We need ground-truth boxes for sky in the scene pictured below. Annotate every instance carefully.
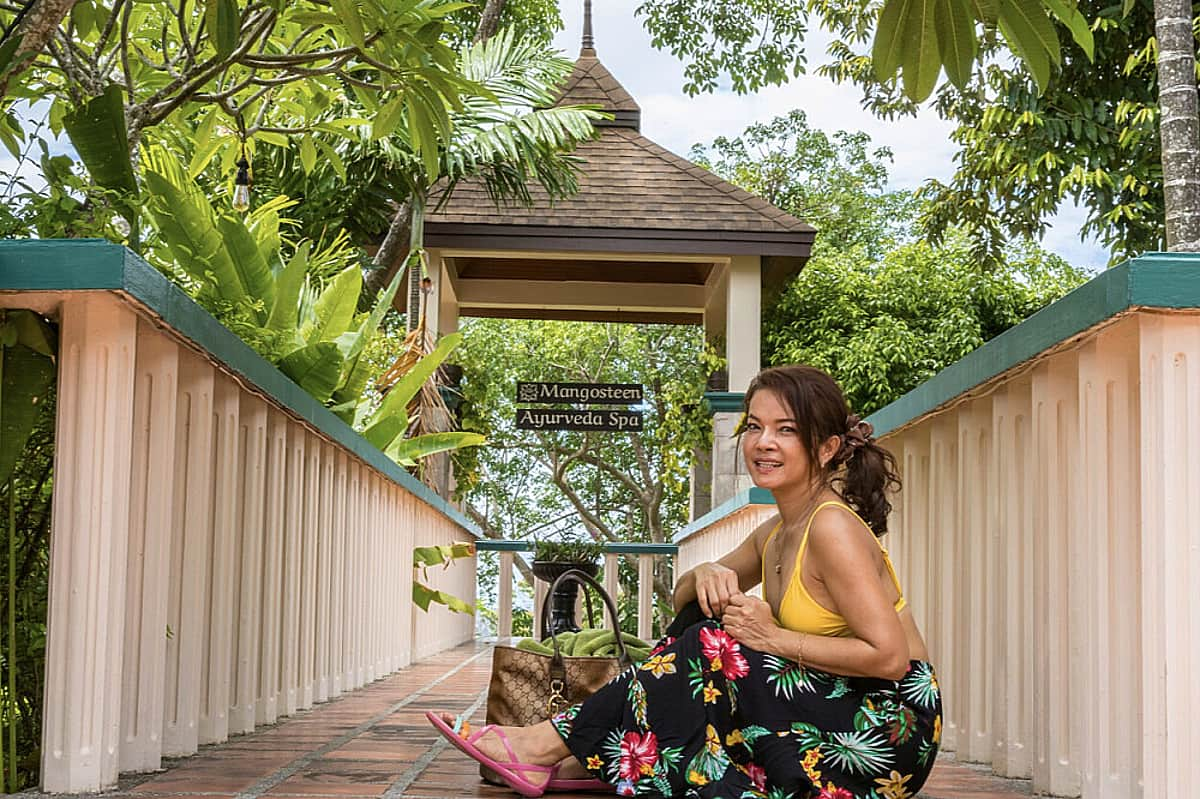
[550,0,1109,272]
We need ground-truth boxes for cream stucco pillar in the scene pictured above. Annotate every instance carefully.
[42,294,138,792]
[724,255,761,392]
[701,255,760,510]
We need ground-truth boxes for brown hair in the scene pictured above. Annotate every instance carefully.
[743,365,901,536]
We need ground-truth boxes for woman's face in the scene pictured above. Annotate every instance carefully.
[741,389,814,491]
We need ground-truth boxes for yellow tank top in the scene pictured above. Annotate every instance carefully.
[762,501,907,637]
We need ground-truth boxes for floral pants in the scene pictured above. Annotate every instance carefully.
[551,620,942,799]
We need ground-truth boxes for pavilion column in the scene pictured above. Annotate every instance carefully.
[707,255,760,507]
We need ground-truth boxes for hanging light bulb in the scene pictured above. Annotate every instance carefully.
[232,145,251,212]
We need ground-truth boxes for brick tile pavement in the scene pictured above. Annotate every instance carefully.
[36,643,1032,799]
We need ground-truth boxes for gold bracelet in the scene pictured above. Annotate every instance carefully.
[796,632,807,670]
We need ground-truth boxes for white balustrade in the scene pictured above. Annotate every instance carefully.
[7,290,478,793]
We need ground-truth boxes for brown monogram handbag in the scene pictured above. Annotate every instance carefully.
[481,569,632,779]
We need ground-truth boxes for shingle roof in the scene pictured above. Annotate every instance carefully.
[428,126,814,235]
[425,50,814,253]
[552,49,640,127]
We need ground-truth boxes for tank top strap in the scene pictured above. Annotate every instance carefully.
[803,500,907,605]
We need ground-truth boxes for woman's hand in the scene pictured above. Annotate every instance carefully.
[721,593,779,651]
[692,562,742,618]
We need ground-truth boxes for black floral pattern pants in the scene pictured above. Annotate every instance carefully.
[552,620,942,799]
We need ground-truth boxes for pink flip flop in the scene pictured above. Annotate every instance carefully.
[426,711,556,797]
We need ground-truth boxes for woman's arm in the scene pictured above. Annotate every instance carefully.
[672,514,776,616]
[722,508,909,680]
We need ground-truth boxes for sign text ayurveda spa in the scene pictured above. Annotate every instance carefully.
[515,382,644,432]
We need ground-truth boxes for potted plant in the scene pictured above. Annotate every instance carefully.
[532,537,604,637]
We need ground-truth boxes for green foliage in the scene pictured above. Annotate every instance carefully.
[3,0,477,190]
[0,320,55,792]
[532,538,604,564]
[821,0,1167,261]
[0,311,56,489]
[635,0,810,94]
[689,110,917,261]
[872,0,1094,100]
[413,541,477,613]
[696,109,1088,413]
[765,235,1087,413]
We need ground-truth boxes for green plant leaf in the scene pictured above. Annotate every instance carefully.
[306,265,361,344]
[343,265,405,364]
[362,407,409,450]
[11,310,56,359]
[373,97,405,140]
[872,0,915,81]
[1043,0,1094,60]
[997,0,1059,91]
[0,341,55,487]
[935,0,978,88]
[314,138,347,180]
[299,135,317,173]
[143,167,248,303]
[215,213,276,313]
[364,331,462,432]
[413,580,474,613]
[267,241,310,332]
[205,0,240,58]
[899,0,942,101]
[62,85,139,221]
[278,341,343,402]
[386,431,485,465]
[330,0,366,48]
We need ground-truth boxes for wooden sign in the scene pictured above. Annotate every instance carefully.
[515,408,644,432]
[516,382,643,405]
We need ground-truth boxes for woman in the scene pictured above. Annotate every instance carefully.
[429,365,941,799]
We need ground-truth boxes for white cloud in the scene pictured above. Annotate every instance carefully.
[551,0,1109,267]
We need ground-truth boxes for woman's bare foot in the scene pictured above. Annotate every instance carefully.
[552,756,591,780]
[436,712,568,769]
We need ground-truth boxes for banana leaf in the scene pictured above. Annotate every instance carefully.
[267,241,310,332]
[362,405,409,450]
[305,265,360,344]
[364,331,461,430]
[215,213,276,313]
[278,341,343,402]
[385,431,485,466]
[143,170,249,303]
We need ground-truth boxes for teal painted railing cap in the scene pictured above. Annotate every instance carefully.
[0,240,479,535]
[674,487,776,544]
[475,541,678,555]
[867,252,1200,438]
[703,391,746,415]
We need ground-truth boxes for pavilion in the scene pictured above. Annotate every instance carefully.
[417,1,816,512]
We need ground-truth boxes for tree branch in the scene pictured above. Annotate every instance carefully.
[0,0,80,98]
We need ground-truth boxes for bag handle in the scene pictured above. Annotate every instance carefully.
[541,568,632,671]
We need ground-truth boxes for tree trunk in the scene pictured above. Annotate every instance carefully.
[363,198,412,301]
[474,0,507,43]
[1154,0,1200,251]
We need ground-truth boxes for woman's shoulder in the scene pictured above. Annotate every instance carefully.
[806,500,877,557]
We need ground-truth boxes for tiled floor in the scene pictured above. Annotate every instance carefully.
[51,643,1032,799]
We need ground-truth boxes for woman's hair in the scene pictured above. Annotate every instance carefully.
[743,365,901,536]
